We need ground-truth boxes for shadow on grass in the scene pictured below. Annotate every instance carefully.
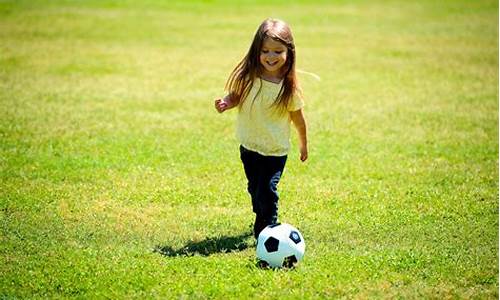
[154,231,253,257]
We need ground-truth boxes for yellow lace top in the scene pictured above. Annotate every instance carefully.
[236,79,304,156]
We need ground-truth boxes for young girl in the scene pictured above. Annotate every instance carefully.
[214,18,308,239]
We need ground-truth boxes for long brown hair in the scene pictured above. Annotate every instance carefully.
[225,18,300,113]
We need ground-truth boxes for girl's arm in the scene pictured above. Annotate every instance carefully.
[290,109,308,162]
[215,93,239,113]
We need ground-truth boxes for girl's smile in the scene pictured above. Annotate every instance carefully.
[260,37,288,78]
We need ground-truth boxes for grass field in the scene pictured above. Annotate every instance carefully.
[0,0,498,298]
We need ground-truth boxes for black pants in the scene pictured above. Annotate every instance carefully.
[240,145,287,238]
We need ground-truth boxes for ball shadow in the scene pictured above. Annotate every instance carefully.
[154,231,253,257]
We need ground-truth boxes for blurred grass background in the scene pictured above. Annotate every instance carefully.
[0,0,498,298]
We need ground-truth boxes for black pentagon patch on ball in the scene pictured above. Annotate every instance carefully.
[289,231,301,244]
[283,255,298,268]
[264,237,279,252]
[268,223,281,229]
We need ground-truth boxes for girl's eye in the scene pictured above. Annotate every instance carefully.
[275,51,283,54]
[261,50,269,53]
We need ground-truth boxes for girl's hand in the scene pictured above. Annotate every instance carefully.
[215,98,229,113]
[299,145,308,162]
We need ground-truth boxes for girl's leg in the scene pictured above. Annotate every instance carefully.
[240,145,288,239]
[240,146,263,238]
[239,146,259,214]
[254,154,287,237]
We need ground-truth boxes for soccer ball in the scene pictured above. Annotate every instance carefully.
[256,223,305,268]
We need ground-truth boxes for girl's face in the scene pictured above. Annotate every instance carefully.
[259,37,288,78]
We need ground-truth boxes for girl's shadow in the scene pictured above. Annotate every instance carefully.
[154,231,253,257]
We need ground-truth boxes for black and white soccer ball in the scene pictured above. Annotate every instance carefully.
[256,223,305,268]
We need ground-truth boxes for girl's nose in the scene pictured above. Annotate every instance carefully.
[268,53,279,59]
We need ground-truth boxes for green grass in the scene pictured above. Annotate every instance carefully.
[1,0,498,298]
